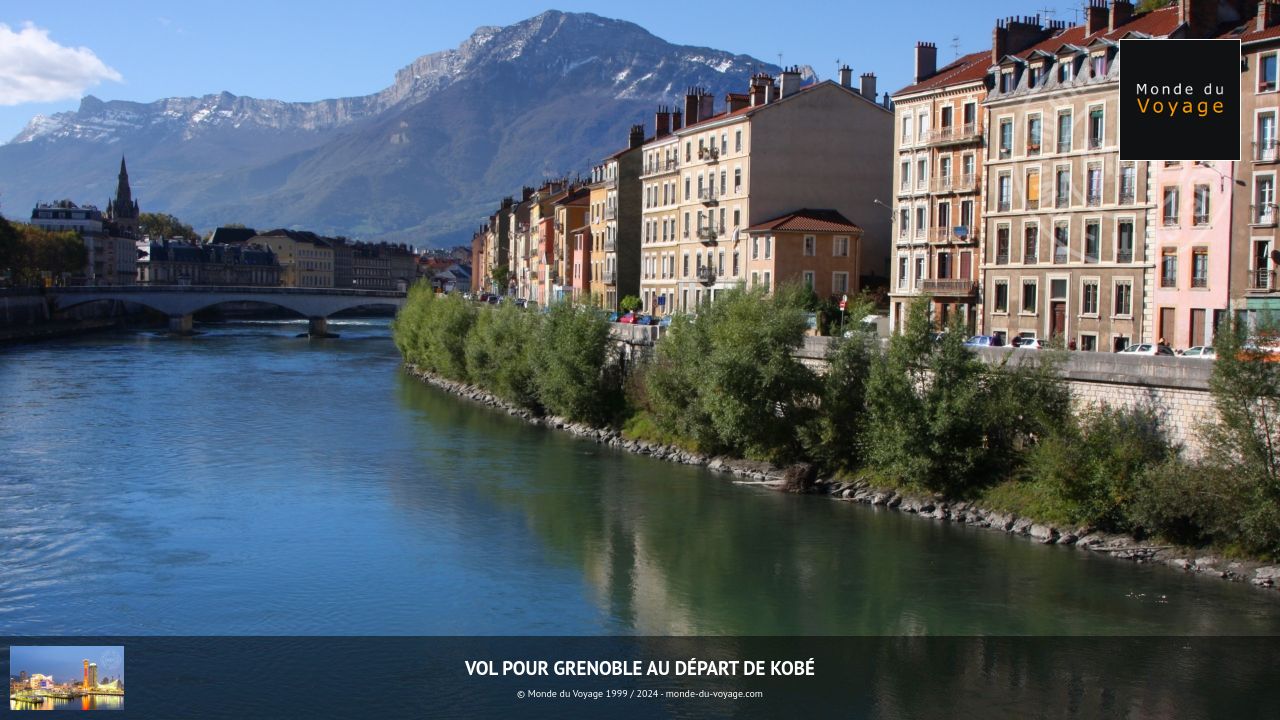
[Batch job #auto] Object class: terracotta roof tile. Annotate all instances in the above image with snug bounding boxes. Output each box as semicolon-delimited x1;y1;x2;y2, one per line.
893;50;990;97
745;208;862;234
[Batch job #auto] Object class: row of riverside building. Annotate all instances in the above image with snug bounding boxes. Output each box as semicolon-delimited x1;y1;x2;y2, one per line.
27;157;424;291
471;67;895;314
471;0;1280;353
892;0;1280;351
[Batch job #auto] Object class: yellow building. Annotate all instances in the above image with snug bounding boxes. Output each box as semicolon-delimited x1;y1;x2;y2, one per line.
250;230;334;288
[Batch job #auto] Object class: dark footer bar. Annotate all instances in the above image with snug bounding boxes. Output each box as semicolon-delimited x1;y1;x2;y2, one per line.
3;637;1277;719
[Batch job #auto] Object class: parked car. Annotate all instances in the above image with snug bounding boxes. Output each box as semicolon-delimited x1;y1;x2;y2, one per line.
1180;346;1216;359
1014;337;1046;350
963;335;1004;347
658;315;672;328
607;311;620;323
487;295;500;304
618;312;636;324
635;314;655;326
1119;343;1175;356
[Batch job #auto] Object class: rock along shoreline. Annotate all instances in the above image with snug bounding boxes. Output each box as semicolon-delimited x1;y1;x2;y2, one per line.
404;364;1280;595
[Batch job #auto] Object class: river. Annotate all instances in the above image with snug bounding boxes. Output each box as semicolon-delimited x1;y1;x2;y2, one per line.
2;317;1279;638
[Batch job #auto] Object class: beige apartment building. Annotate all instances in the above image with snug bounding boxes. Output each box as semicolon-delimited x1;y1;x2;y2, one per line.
979;3;1247;350
587;171;610;303
639;110;683;314
1229;4;1280;324
253;229;334;288
641;68;892;315
891;46;988;333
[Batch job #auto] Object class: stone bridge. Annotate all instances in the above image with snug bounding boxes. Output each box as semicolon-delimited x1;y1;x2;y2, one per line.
49;285;407;335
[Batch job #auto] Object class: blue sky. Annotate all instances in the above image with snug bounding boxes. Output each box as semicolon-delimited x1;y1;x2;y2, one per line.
0;0;1091;143
10;646;124;684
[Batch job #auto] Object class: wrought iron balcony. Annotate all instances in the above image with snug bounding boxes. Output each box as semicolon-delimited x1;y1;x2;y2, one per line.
697;225;722;243
697;146;720;162
696;265;716;284
1253;204;1278;226
1116;248;1134;263
603;270;616;285
924;123;981;147
1255;140;1278;163
603;237;616;252
1251;268;1273;291
920;279;976;296
697;187;719;205
604;206;617;220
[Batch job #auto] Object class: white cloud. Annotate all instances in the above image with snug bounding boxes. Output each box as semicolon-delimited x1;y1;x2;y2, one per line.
0;22;122;106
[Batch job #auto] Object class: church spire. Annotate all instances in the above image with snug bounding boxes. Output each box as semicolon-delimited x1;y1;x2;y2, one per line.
107;156;140;237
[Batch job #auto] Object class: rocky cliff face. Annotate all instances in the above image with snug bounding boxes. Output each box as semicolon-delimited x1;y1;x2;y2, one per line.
1;11;814;245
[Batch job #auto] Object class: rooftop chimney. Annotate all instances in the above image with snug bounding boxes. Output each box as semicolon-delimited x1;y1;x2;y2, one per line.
671;110;683;130
778;66;802;98
860;72;877;101
749;74;772;106
654;106;671;138
1258;0;1280;30
991;16;1052;66
838;65;853;88
726;92;749;112
629;124;645;149
764;80;779;103
1109;0;1135;31
915;42;938;83
1178;0;1217;38
698;89;714;121
1086;0;1108;35
683;87;702;126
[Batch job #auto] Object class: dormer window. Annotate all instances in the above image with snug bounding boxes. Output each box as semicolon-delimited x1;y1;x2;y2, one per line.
1091;53;1108;78
1000;70;1015;93
1058;61;1071;83
1028;64;1042;87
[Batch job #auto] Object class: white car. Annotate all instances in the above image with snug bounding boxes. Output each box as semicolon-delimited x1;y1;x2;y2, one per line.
1119;343;1176;356
1013;337;1045;350
1180;346;1216;359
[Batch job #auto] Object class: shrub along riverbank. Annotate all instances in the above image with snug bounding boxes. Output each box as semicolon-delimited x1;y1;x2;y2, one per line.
393;282;1280;562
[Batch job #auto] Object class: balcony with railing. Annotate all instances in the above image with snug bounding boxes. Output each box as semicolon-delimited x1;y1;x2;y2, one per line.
604;206;617;220
1086;193;1102;207
997;198;1011;212
1024;246;1038;264
603;236;616;253
920;279;977;296
696;265;716;284
1253;204;1278;226
995;251;1009;265
1191;274;1208;289
1117;248;1134;263
697;187;719;205
603;269;616;285
1088;135;1103;150
1256;140;1279;163
1057;139;1071;153
924;123;981;146
697;225;722;243
1251;268;1273;292
697;146;720;163
1119;189;1136;205
1053;245;1069;264
1055;194;1070;209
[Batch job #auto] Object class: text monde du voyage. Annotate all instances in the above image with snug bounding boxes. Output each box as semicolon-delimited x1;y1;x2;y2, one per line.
1133;82;1229;118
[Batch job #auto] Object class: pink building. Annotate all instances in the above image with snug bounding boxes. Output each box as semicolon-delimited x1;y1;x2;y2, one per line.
1151;161;1234;350
570;224;591;300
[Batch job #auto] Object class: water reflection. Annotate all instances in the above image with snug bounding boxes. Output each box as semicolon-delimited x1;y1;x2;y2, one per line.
0;319;1277;638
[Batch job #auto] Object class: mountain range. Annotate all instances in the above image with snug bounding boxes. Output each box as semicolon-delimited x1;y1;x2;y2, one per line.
0;11;809;247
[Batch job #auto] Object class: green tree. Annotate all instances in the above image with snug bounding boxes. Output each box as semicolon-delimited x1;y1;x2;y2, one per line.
619;295;642;313
419;291;477;380
465;301;540;408
490;265;511;294
803;294;876;471
864;297;991;493
139;212;198;241
641;284;816;461
531;300;616;424
1029;405;1175;532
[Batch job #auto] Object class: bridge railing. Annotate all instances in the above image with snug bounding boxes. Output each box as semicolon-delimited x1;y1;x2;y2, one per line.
49;285;407;299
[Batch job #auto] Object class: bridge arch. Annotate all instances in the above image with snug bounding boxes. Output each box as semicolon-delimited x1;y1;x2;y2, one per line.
49;287;406;335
